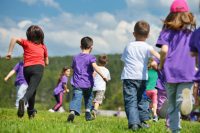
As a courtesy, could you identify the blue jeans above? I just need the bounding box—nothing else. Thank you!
[123,79,149,126]
[166,83,193,132]
[69,86,93,115]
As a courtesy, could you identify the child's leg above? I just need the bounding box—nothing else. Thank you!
[151,90,158,117]
[123,79,143,130]
[157,89,168,118]
[193,82,200,108]
[69,88,83,114]
[83,88,93,121]
[93,91,105,110]
[166,83,179,132]
[16,84,28,108]
[53,92,63,111]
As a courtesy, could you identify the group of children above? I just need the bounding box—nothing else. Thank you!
[4,0,200,133]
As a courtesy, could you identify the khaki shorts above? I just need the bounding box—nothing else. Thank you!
[93,90,105,104]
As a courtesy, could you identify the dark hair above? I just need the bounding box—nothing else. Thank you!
[98,54,108,66]
[57,66,70,86]
[134,21,150,37]
[26,25,44,44]
[80,36,93,49]
[163,12,196,30]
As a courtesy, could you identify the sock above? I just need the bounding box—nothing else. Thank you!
[86,109,90,112]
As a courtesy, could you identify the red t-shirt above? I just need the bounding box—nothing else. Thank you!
[19,39,48,67]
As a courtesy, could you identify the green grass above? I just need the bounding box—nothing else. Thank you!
[0,108,200,133]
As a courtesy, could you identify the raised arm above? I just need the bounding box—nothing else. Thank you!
[4,70,16,82]
[6,37,22,60]
[92,62,108,82]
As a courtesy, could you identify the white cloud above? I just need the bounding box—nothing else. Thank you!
[20,0,61,10]
[18,20,32,29]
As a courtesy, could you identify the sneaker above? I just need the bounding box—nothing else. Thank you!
[48,109,55,113]
[58,106,65,113]
[67,113,75,122]
[85,112,94,121]
[181,88,193,115]
[153,115,158,122]
[91,109,97,119]
[17,99,25,118]
[129,124,139,131]
[139,121,149,129]
[28,109,37,119]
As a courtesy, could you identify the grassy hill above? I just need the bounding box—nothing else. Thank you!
[0,108,200,133]
[0,54,123,110]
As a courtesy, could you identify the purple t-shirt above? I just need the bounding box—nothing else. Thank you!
[13,61,27,86]
[54,75,68,95]
[156,29,195,83]
[189,28,200,82]
[154,58,166,90]
[70,53,96,88]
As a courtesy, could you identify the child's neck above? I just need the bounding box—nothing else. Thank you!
[135,38,146,41]
[82,49,91,54]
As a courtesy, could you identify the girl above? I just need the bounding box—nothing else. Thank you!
[156,0,196,132]
[49,67,70,112]
[6,25,49,119]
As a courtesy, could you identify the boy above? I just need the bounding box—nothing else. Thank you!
[67,36,107,122]
[121,20,160,131]
[91,55,111,118]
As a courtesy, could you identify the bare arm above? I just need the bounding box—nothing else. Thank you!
[92,63,108,82]
[63,84,69,93]
[45,57,49,66]
[4,70,16,82]
[6,37,22,60]
[191,52,198,57]
[158,45,168,70]
[150,49,160,59]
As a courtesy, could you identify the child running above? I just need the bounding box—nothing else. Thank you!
[6,25,49,119]
[121,20,160,131]
[91,54,111,118]
[156,0,196,132]
[4,61,28,108]
[146,58,158,122]
[49,67,70,113]
[67,36,107,122]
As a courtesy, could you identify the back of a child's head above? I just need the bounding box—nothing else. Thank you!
[98,54,108,66]
[163,0,196,30]
[81,36,93,49]
[134,20,150,38]
[26,25,44,44]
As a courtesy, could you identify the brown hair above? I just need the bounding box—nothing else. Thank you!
[80,36,93,49]
[98,54,108,66]
[163,12,196,30]
[57,66,70,86]
[134,21,150,37]
[26,25,44,44]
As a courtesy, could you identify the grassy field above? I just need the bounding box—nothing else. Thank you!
[0,108,200,133]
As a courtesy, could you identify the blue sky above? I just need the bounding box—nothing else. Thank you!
[0,0,199,56]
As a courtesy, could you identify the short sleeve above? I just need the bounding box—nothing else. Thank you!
[156,30,171,48]
[107,70,111,80]
[121,46,127,62]
[19,39,28,47]
[13,63,20,72]
[90,55,96,64]
[61,76,68,84]
[189,29,199,52]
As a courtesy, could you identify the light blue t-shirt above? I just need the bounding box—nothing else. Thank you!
[121,41,153,80]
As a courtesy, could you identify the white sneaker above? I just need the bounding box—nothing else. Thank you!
[58,107,65,113]
[48,109,55,113]
[181,88,193,115]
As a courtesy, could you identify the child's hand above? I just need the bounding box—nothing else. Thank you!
[6,54,12,60]
[64,89,69,93]
[4,77,8,82]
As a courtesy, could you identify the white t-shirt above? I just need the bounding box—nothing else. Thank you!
[93,66,111,91]
[121,41,153,80]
